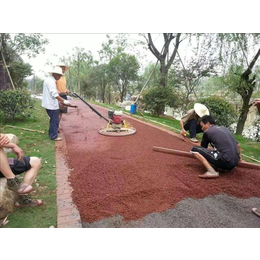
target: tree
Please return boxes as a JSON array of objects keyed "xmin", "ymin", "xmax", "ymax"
[
  {"xmin": 143, "ymin": 87, "xmax": 179, "ymax": 116},
  {"xmin": 194, "ymin": 96, "xmax": 238, "ymax": 128},
  {"xmin": 87, "ymin": 64, "xmax": 110, "ymax": 103},
  {"xmin": 144, "ymin": 33, "xmax": 182, "ymax": 87},
  {"xmin": 0, "ymin": 33, "xmax": 49, "ymax": 63},
  {"xmin": 222, "ymin": 60, "xmax": 260, "ymax": 135},
  {"xmin": 214, "ymin": 33, "xmax": 260, "ymax": 135},
  {"xmin": 169, "ymin": 41, "xmax": 217, "ymax": 109},
  {"xmin": 8, "ymin": 61, "xmax": 32, "ymax": 89},
  {"xmin": 107, "ymin": 52, "xmax": 140, "ymax": 102}
]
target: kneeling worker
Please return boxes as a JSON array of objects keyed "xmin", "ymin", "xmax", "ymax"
[
  {"xmin": 180, "ymin": 103, "xmax": 209, "ymax": 143},
  {"xmin": 190, "ymin": 115, "xmax": 241, "ymax": 179}
]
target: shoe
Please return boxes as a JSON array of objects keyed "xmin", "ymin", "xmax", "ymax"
[
  {"xmin": 190, "ymin": 137, "xmax": 199, "ymax": 143},
  {"xmin": 54, "ymin": 137, "xmax": 63, "ymax": 141},
  {"xmin": 15, "ymin": 195, "xmax": 44, "ymax": 208},
  {"xmin": 252, "ymin": 208, "xmax": 260, "ymax": 218},
  {"xmin": 198, "ymin": 171, "xmax": 219, "ymax": 179},
  {"xmin": 7, "ymin": 177, "xmax": 33, "ymax": 194}
]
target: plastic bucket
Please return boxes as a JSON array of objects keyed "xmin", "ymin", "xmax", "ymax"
[{"xmin": 130, "ymin": 104, "xmax": 137, "ymax": 114}]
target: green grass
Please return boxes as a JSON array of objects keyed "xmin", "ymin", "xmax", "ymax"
[
  {"xmin": 1, "ymin": 100, "xmax": 57, "ymax": 228},
  {"xmin": 92, "ymin": 100, "xmax": 260, "ymax": 165}
]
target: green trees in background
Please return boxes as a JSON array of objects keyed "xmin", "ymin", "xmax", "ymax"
[
  {"xmin": 195, "ymin": 96, "xmax": 238, "ymax": 128},
  {"xmin": 143, "ymin": 87, "xmax": 179, "ymax": 116},
  {"xmin": 0, "ymin": 33, "xmax": 49, "ymax": 89},
  {"xmin": 107, "ymin": 53, "xmax": 139, "ymax": 102},
  {"xmin": 0, "ymin": 89, "xmax": 35, "ymax": 121}
]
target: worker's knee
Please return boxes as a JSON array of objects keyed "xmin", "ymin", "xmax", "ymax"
[{"xmin": 30, "ymin": 157, "xmax": 42, "ymax": 169}]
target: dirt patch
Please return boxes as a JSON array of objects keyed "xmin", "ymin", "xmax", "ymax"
[{"xmin": 61, "ymin": 100, "xmax": 260, "ymax": 223}]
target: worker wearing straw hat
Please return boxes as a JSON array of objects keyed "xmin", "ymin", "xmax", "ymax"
[
  {"xmin": 42, "ymin": 66, "xmax": 71, "ymax": 141},
  {"xmin": 180, "ymin": 103, "xmax": 210, "ymax": 143},
  {"xmin": 56, "ymin": 63, "xmax": 70, "ymax": 132}
]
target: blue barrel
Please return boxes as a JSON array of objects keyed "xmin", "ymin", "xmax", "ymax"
[{"xmin": 130, "ymin": 104, "xmax": 137, "ymax": 114}]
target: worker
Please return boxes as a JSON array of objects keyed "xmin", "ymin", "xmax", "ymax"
[
  {"xmin": 251, "ymin": 98, "xmax": 260, "ymax": 218},
  {"xmin": 180, "ymin": 103, "xmax": 209, "ymax": 143},
  {"xmin": 56, "ymin": 63, "xmax": 70, "ymax": 132},
  {"xmin": 0, "ymin": 134, "xmax": 43, "ymax": 207},
  {"xmin": 190, "ymin": 115, "xmax": 241, "ymax": 179},
  {"xmin": 42, "ymin": 66, "xmax": 71, "ymax": 141}
]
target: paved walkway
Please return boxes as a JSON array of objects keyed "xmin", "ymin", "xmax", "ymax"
[{"xmin": 55, "ymin": 132, "xmax": 82, "ymax": 228}]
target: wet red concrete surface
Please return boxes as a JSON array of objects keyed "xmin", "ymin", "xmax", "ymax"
[{"xmin": 61, "ymin": 100, "xmax": 260, "ymax": 223}]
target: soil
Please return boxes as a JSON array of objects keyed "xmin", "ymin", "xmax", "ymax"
[{"xmin": 61, "ymin": 100, "xmax": 260, "ymax": 223}]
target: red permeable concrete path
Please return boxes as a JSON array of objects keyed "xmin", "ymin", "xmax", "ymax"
[{"xmin": 60, "ymin": 100, "xmax": 260, "ymax": 223}]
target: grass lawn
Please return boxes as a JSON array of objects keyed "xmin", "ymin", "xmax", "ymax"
[{"xmin": 0, "ymin": 100, "xmax": 57, "ymax": 228}]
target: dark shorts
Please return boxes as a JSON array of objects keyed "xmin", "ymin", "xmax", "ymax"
[
  {"xmin": 59, "ymin": 94, "xmax": 68, "ymax": 114},
  {"xmin": 0, "ymin": 156, "xmax": 31, "ymax": 178},
  {"xmin": 191, "ymin": 146, "xmax": 237, "ymax": 170}
]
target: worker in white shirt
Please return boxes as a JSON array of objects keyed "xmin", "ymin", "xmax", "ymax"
[{"xmin": 42, "ymin": 66, "xmax": 71, "ymax": 141}]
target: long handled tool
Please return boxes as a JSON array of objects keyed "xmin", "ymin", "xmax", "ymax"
[
  {"xmin": 153, "ymin": 146, "xmax": 260, "ymax": 170},
  {"xmin": 72, "ymin": 92, "xmax": 136, "ymax": 136}
]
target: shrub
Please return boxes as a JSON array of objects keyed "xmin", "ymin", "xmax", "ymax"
[
  {"xmin": 192, "ymin": 96, "xmax": 238, "ymax": 128},
  {"xmin": 0, "ymin": 89, "xmax": 35, "ymax": 121},
  {"xmin": 143, "ymin": 87, "xmax": 179, "ymax": 116}
]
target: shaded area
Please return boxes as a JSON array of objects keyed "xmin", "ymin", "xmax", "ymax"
[{"xmin": 61, "ymin": 100, "xmax": 260, "ymax": 223}]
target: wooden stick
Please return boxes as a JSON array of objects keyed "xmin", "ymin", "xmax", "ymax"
[
  {"xmin": 5, "ymin": 125, "xmax": 45, "ymax": 134},
  {"xmin": 153, "ymin": 146, "xmax": 260, "ymax": 170}
]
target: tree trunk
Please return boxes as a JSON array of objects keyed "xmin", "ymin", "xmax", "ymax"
[
  {"xmin": 159, "ymin": 61, "xmax": 167, "ymax": 87},
  {"xmin": 236, "ymin": 94, "xmax": 252, "ymax": 135}
]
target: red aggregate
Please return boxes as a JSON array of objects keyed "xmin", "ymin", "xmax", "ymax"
[{"xmin": 61, "ymin": 100, "xmax": 260, "ymax": 223}]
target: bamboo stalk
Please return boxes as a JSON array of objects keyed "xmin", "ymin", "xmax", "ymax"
[
  {"xmin": 0, "ymin": 50, "xmax": 16, "ymax": 90},
  {"xmin": 5, "ymin": 125, "xmax": 45, "ymax": 134}
]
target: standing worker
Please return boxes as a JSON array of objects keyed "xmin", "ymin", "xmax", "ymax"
[
  {"xmin": 42, "ymin": 66, "xmax": 71, "ymax": 141},
  {"xmin": 180, "ymin": 103, "xmax": 210, "ymax": 143},
  {"xmin": 56, "ymin": 63, "xmax": 70, "ymax": 132},
  {"xmin": 251, "ymin": 98, "xmax": 260, "ymax": 218}
]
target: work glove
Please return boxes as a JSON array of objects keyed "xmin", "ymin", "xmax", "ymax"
[{"xmin": 63, "ymin": 100, "xmax": 71, "ymax": 105}]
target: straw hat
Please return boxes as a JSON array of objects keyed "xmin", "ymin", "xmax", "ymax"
[
  {"xmin": 194, "ymin": 103, "xmax": 209, "ymax": 117},
  {"xmin": 56, "ymin": 63, "xmax": 69, "ymax": 71},
  {"xmin": 48, "ymin": 66, "xmax": 64, "ymax": 75}
]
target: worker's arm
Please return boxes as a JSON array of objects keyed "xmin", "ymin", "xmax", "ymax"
[
  {"xmin": 237, "ymin": 143, "xmax": 242, "ymax": 159},
  {"xmin": 180, "ymin": 120, "xmax": 186, "ymax": 135},
  {"xmin": 0, "ymin": 137, "xmax": 24, "ymax": 161},
  {"xmin": 200, "ymin": 132, "xmax": 209, "ymax": 148}
]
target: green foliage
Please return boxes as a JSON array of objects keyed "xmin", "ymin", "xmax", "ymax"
[
  {"xmin": 0, "ymin": 89, "xmax": 35, "ymax": 120},
  {"xmin": 194, "ymin": 96, "xmax": 238, "ymax": 128},
  {"xmin": 8, "ymin": 61, "xmax": 32, "ymax": 89},
  {"xmin": 143, "ymin": 87, "xmax": 179, "ymax": 116},
  {"xmin": 108, "ymin": 52, "xmax": 140, "ymax": 102}
]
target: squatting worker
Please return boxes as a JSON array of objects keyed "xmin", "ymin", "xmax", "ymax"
[
  {"xmin": 251, "ymin": 98, "xmax": 260, "ymax": 218},
  {"xmin": 180, "ymin": 103, "xmax": 210, "ymax": 143},
  {"xmin": 42, "ymin": 66, "xmax": 71, "ymax": 141},
  {"xmin": 190, "ymin": 115, "xmax": 241, "ymax": 179},
  {"xmin": 56, "ymin": 63, "xmax": 70, "ymax": 131}
]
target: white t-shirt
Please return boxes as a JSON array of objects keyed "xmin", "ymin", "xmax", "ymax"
[{"xmin": 42, "ymin": 75, "xmax": 59, "ymax": 110}]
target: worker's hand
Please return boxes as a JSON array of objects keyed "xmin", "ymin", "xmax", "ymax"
[
  {"xmin": 66, "ymin": 90, "xmax": 70, "ymax": 94},
  {"xmin": 252, "ymin": 98, "xmax": 260, "ymax": 105},
  {"xmin": 0, "ymin": 134, "xmax": 10, "ymax": 146},
  {"xmin": 181, "ymin": 130, "xmax": 187, "ymax": 137},
  {"xmin": 12, "ymin": 145, "xmax": 24, "ymax": 161},
  {"xmin": 63, "ymin": 100, "xmax": 71, "ymax": 106}
]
